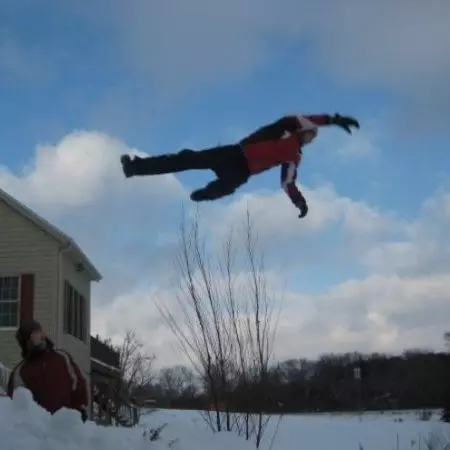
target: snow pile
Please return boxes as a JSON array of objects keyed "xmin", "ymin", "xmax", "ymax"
[{"xmin": 1, "ymin": 387, "xmax": 254, "ymax": 450}]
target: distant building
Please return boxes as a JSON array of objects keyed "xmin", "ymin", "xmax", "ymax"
[{"xmin": 90, "ymin": 335, "xmax": 121, "ymax": 423}]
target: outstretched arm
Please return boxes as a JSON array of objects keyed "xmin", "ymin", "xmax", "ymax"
[
  {"xmin": 302, "ymin": 114, "xmax": 332, "ymax": 126},
  {"xmin": 241, "ymin": 113, "xmax": 359, "ymax": 147},
  {"xmin": 240, "ymin": 116, "xmax": 302, "ymax": 146},
  {"xmin": 281, "ymin": 162, "xmax": 308, "ymax": 218}
]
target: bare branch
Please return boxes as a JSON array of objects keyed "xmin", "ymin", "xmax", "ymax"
[{"xmin": 156, "ymin": 205, "xmax": 281, "ymax": 447}]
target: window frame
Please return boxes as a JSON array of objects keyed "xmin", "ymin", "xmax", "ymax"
[
  {"xmin": 63, "ymin": 280, "xmax": 87, "ymax": 343},
  {"xmin": 0, "ymin": 274, "xmax": 21, "ymax": 330}
]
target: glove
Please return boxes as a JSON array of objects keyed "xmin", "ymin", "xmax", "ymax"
[
  {"xmin": 330, "ymin": 114, "xmax": 360, "ymax": 134},
  {"xmin": 296, "ymin": 195, "xmax": 308, "ymax": 219}
]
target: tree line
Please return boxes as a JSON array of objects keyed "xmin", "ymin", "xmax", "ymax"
[{"xmin": 135, "ymin": 349, "xmax": 450, "ymax": 415}]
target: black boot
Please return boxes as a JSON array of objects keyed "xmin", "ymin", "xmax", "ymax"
[
  {"xmin": 120, "ymin": 155, "xmax": 134, "ymax": 178},
  {"xmin": 120, "ymin": 153, "xmax": 164, "ymax": 178}
]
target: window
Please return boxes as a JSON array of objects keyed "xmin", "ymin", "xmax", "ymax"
[
  {"xmin": 0, "ymin": 276, "xmax": 20, "ymax": 328},
  {"xmin": 63, "ymin": 281, "xmax": 87, "ymax": 342}
]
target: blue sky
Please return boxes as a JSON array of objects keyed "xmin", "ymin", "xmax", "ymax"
[
  {"xmin": 1, "ymin": 0, "xmax": 450, "ymax": 366},
  {"xmin": 1, "ymin": 1, "xmax": 447, "ymax": 212}
]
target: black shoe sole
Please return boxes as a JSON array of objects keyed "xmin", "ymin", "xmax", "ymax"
[{"xmin": 120, "ymin": 155, "xmax": 132, "ymax": 178}]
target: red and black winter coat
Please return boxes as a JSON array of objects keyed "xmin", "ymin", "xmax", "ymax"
[
  {"xmin": 7, "ymin": 339, "xmax": 88, "ymax": 416},
  {"xmin": 239, "ymin": 114, "xmax": 331, "ymax": 207}
]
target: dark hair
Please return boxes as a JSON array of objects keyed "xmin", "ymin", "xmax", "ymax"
[{"xmin": 15, "ymin": 320, "xmax": 44, "ymax": 358}]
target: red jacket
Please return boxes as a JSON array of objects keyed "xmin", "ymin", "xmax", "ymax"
[
  {"xmin": 7, "ymin": 343, "xmax": 88, "ymax": 416},
  {"xmin": 240, "ymin": 114, "xmax": 331, "ymax": 206}
]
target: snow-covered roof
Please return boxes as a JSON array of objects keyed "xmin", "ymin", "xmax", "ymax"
[{"xmin": 0, "ymin": 187, "xmax": 102, "ymax": 282}]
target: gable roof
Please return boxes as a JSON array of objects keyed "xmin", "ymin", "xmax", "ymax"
[{"xmin": 0, "ymin": 187, "xmax": 102, "ymax": 282}]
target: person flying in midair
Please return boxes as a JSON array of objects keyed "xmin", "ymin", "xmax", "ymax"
[{"xmin": 120, "ymin": 113, "xmax": 359, "ymax": 218}]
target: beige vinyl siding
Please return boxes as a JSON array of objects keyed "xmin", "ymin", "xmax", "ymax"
[{"xmin": 0, "ymin": 199, "xmax": 59, "ymax": 369}]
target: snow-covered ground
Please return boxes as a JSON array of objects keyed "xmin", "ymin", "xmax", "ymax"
[
  {"xmin": 145, "ymin": 408, "xmax": 450, "ymax": 450},
  {"xmin": 1, "ymin": 387, "xmax": 449, "ymax": 450}
]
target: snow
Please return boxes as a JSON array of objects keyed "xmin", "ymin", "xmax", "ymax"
[
  {"xmin": 0, "ymin": 387, "xmax": 254, "ymax": 450},
  {"xmin": 1, "ymin": 387, "xmax": 449, "ymax": 450},
  {"xmin": 145, "ymin": 409, "xmax": 450, "ymax": 450},
  {"xmin": 264, "ymin": 413, "xmax": 449, "ymax": 450}
]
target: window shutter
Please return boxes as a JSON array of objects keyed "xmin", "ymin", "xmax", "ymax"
[{"xmin": 20, "ymin": 274, "xmax": 35, "ymax": 324}]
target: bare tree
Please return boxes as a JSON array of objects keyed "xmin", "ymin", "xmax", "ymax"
[
  {"xmin": 118, "ymin": 330, "xmax": 155, "ymax": 397},
  {"xmin": 158, "ymin": 365, "xmax": 198, "ymax": 400},
  {"xmin": 104, "ymin": 330, "xmax": 155, "ymax": 424},
  {"xmin": 157, "ymin": 207, "xmax": 281, "ymax": 448}
]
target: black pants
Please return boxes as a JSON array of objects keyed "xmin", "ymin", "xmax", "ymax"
[{"xmin": 130, "ymin": 145, "xmax": 250, "ymax": 201}]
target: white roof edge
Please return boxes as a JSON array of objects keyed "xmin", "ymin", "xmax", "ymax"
[
  {"xmin": 67, "ymin": 239, "xmax": 103, "ymax": 282},
  {"xmin": 0, "ymin": 187, "xmax": 102, "ymax": 282},
  {"xmin": 91, "ymin": 356, "xmax": 120, "ymax": 373}
]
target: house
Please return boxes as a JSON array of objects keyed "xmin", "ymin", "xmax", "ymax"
[{"xmin": 0, "ymin": 187, "xmax": 102, "ymax": 395}]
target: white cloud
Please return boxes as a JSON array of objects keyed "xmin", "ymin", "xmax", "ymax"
[
  {"xmin": 300, "ymin": 1, "xmax": 450, "ymax": 124},
  {"xmin": 110, "ymin": 0, "xmax": 277, "ymax": 95},
  {"xmin": 302, "ymin": 1, "xmax": 450, "ymax": 88},
  {"xmin": 362, "ymin": 190, "xmax": 450, "ymax": 276},
  {"xmin": 0, "ymin": 129, "xmax": 189, "ymax": 310},
  {"xmin": 336, "ymin": 137, "xmax": 375, "ymax": 159},
  {"xmin": 83, "ymin": 0, "xmax": 450, "ymax": 118},
  {"xmin": 275, "ymin": 272, "xmax": 450, "ymax": 360},
  {"xmin": 103, "ymin": 184, "xmax": 450, "ymax": 366},
  {"xmin": 0, "ymin": 130, "xmax": 185, "ymax": 212},
  {"xmin": 92, "ymin": 223, "xmax": 450, "ymax": 368},
  {"xmin": 90, "ymin": 286, "xmax": 189, "ymax": 368},
  {"xmin": 203, "ymin": 184, "xmax": 397, "ymax": 245},
  {"xmin": 91, "ymin": 187, "xmax": 449, "ymax": 366},
  {"xmin": 7, "ymin": 1, "xmax": 450, "ymax": 120}
]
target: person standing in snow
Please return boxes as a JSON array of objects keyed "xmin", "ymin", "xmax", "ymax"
[
  {"xmin": 120, "ymin": 113, "xmax": 359, "ymax": 218},
  {"xmin": 7, "ymin": 320, "xmax": 89, "ymax": 422}
]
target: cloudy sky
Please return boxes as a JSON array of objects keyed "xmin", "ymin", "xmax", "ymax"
[{"xmin": 1, "ymin": 0, "xmax": 450, "ymax": 367}]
